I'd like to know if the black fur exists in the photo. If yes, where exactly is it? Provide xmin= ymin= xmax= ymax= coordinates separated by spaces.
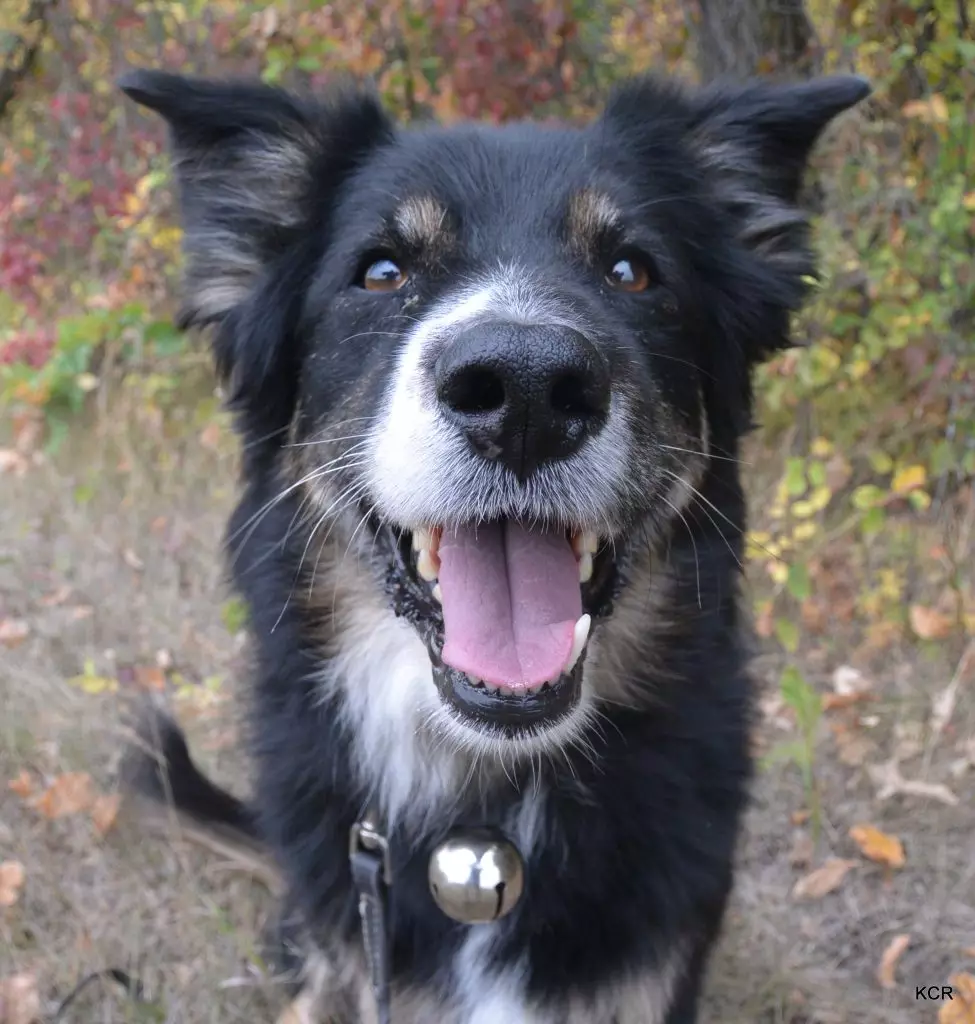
xmin=120 ymin=67 xmax=869 ymax=1022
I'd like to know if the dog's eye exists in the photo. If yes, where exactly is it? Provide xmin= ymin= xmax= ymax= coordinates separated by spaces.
xmin=606 ymin=257 xmax=652 ymax=293
xmin=362 ymin=259 xmax=409 ymax=292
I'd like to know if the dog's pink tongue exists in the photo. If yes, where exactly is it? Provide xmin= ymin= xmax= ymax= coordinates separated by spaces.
xmin=438 ymin=521 xmax=581 ymax=688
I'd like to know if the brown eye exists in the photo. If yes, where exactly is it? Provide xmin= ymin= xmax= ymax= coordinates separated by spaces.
xmin=363 ymin=258 xmax=408 ymax=292
xmin=606 ymin=257 xmax=651 ymax=293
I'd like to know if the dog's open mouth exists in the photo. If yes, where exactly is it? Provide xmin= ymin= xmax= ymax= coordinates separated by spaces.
xmin=381 ymin=518 xmax=618 ymax=734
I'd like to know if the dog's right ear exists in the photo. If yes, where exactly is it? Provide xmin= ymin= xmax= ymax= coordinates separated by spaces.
xmin=119 ymin=70 xmax=392 ymax=408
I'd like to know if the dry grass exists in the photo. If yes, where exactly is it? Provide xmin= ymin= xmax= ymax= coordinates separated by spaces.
xmin=1 ymin=400 xmax=973 ymax=1023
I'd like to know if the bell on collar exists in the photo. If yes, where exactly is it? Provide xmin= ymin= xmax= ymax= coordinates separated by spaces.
xmin=428 ymin=829 xmax=525 ymax=924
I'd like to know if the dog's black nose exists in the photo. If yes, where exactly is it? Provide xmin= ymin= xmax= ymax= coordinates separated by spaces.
xmin=435 ymin=325 xmax=610 ymax=481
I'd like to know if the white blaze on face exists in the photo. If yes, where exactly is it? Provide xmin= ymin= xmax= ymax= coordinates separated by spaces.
xmin=365 ymin=264 xmax=632 ymax=530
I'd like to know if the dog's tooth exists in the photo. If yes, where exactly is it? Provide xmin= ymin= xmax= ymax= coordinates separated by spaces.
xmin=465 ymin=671 xmax=481 ymax=685
xmin=571 ymin=530 xmax=599 ymax=560
xmin=416 ymin=548 xmax=438 ymax=582
xmin=431 ymin=583 xmax=442 ymax=603
xmin=578 ymin=551 xmax=593 ymax=584
xmin=498 ymin=685 xmax=517 ymax=697
xmin=412 ymin=528 xmax=433 ymax=552
xmin=564 ymin=613 xmax=592 ymax=674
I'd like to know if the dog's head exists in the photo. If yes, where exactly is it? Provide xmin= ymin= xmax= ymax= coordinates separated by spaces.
xmin=121 ymin=68 xmax=867 ymax=756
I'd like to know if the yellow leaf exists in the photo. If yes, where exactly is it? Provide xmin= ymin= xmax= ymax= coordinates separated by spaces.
xmin=793 ymin=521 xmax=819 ymax=542
xmin=877 ymin=933 xmax=910 ymax=989
xmin=810 ymin=437 xmax=833 ymax=458
xmin=963 ymin=192 xmax=975 ymax=213
xmin=0 ymin=860 xmax=26 ymax=907
xmin=768 ymin=561 xmax=789 ymax=585
xmin=849 ymin=823 xmax=906 ymax=869
xmin=940 ymin=972 xmax=975 ymax=1024
xmin=67 ymin=670 xmax=118 ymax=695
xmin=792 ymin=858 xmax=857 ymax=900
xmin=892 ymin=464 xmax=926 ymax=495
xmin=909 ymin=604 xmax=954 ymax=640
xmin=902 ymin=94 xmax=949 ymax=123
xmin=848 ymin=358 xmax=872 ymax=381
xmin=809 ymin=485 xmax=832 ymax=512
xmin=791 ymin=499 xmax=816 ymax=519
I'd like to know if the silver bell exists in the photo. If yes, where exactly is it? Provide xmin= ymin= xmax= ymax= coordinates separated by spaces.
xmin=428 ymin=830 xmax=525 ymax=924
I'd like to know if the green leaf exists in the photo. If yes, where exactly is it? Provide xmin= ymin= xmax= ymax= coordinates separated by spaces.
xmin=144 ymin=320 xmax=186 ymax=357
xmin=860 ymin=506 xmax=887 ymax=536
xmin=761 ymin=738 xmax=807 ymax=772
xmin=852 ymin=484 xmax=884 ymax=510
xmin=786 ymin=563 xmax=812 ymax=602
xmin=779 ymin=665 xmax=821 ymax=733
xmin=785 ymin=457 xmax=807 ymax=497
xmin=220 ymin=596 xmax=249 ymax=635
xmin=775 ymin=617 xmax=800 ymax=653
xmin=807 ymin=460 xmax=827 ymax=487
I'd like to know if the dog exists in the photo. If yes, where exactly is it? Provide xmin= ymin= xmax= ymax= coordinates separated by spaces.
xmin=118 ymin=66 xmax=869 ymax=1023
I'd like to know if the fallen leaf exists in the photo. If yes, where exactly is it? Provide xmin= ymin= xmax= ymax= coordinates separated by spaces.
xmin=32 ymin=772 xmax=94 ymax=819
xmin=910 ymin=604 xmax=954 ymax=640
xmin=39 ymin=585 xmax=72 ymax=607
xmin=792 ymin=858 xmax=857 ymax=900
xmin=849 ymin=824 xmax=905 ymax=869
xmin=831 ymin=665 xmax=871 ymax=696
xmin=199 ymin=422 xmax=222 ymax=450
xmin=7 ymin=771 xmax=33 ymax=799
xmin=67 ymin=660 xmax=118 ymax=695
xmin=791 ymin=809 xmax=811 ymax=825
xmin=0 ymin=620 xmax=29 ymax=649
xmin=134 ymin=665 xmax=166 ymax=692
xmin=0 ymin=861 xmax=26 ymax=907
xmin=963 ymin=947 xmax=975 ymax=959
xmin=90 ymin=793 xmax=121 ymax=836
xmin=940 ymin=972 xmax=975 ymax=1024
xmin=877 ymin=933 xmax=910 ymax=989
xmin=867 ymin=758 xmax=959 ymax=806
xmin=122 ymin=548 xmax=145 ymax=571
xmin=0 ymin=449 xmax=30 ymax=476
xmin=832 ymin=723 xmax=878 ymax=766
xmin=789 ymin=832 xmax=814 ymax=868
xmin=823 ymin=691 xmax=874 ymax=711
xmin=0 ymin=973 xmax=41 ymax=1024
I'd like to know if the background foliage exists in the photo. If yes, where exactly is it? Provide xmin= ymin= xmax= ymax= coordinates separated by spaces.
xmin=0 ymin=0 xmax=973 ymax=809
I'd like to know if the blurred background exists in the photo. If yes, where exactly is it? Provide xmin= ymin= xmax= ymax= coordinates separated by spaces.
xmin=0 ymin=2 xmax=973 ymax=1022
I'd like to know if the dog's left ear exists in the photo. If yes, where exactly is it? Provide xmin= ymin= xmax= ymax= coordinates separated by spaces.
xmin=602 ymin=74 xmax=869 ymax=325
xmin=687 ymin=75 xmax=871 ymax=208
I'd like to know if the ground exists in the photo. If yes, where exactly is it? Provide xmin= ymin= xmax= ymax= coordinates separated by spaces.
xmin=1 ymin=391 xmax=973 ymax=1024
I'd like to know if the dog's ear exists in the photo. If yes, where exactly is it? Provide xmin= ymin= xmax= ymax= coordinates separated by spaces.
xmin=602 ymin=73 xmax=869 ymax=325
xmin=685 ymin=75 xmax=870 ymax=279
xmin=119 ymin=70 xmax=392 ymax=425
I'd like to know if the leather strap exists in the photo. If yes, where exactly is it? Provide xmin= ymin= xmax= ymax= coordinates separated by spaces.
xmin=350 ymin=812 xmax=392 ymax=1024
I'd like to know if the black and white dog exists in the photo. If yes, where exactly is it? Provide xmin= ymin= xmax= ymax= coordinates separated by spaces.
xmin=119 ymin=66 xmax=869 ymax=1023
